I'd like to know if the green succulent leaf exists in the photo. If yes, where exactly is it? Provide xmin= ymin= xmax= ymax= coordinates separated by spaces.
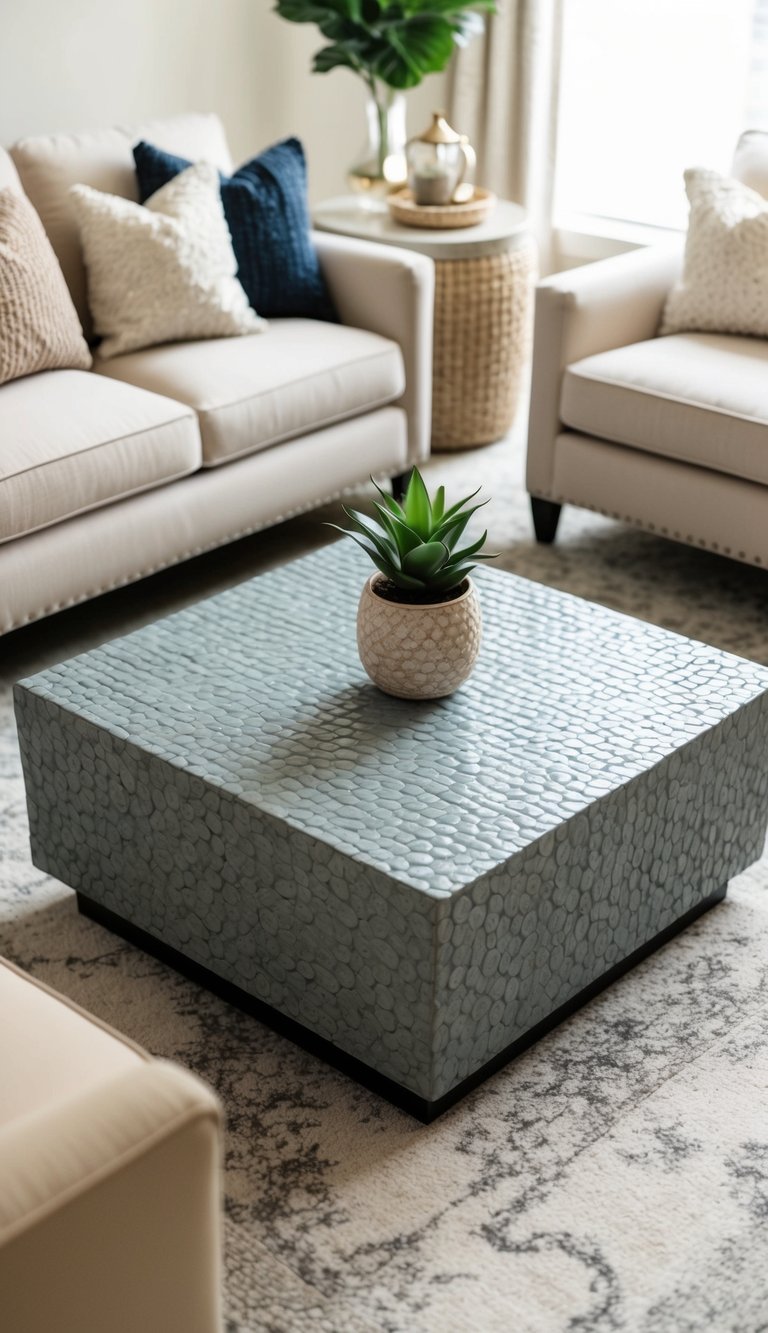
xmin=402 ymin=540 xmax=449 ymax=578
xmin=437 ymin=512 xmax=470 ymax=551
xmin=387 ymin=569 xmax=428 ymax=590
xmin=435 ymin=499 xmax=489 ymax=549
xmin=386 ymin=513 xmax=423 ymax=556
xmin=427 ymin=562 xmax=476 ymax=592
xmin=341 ymin=505 xmax=382 ymax=533
xmin=325 ymin=524 xmax=394 ymax=571
xmin=371 ymin=500 xmax=401 ymax=544
xmin=342 ymin=507 xmax=398 ymax=564
xmin=329 ymin=465 xmax=492 ymax=594
xmin=446 ymin=528 xmax=491 ymax=565
xmin=371 ymin=478 xmax=406 ymax=522
xmin=403 ymin=467 xmax=432 ymax=536
xmin=439 ymin=486 xmax=482 ymax=526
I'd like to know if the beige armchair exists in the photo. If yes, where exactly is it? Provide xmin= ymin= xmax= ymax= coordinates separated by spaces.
xmin=526 ymin=131 xmax=768 ymax=569
xmin=0 ymin=957 xmax=222 ymax=1333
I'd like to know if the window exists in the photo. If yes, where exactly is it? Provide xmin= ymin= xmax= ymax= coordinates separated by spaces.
xmin=555 ymin=0 xmax=768 ymax=234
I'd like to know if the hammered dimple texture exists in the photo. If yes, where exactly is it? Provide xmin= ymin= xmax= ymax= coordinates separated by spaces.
xmin=356 ymin=575 xmax=481 ymax=699
xmin=14 ymin=543 xmax=768 ymax=1103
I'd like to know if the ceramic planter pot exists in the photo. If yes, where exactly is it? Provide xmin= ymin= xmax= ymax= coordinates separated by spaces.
xmin=356 ymin=574 xmax=482 ymax=700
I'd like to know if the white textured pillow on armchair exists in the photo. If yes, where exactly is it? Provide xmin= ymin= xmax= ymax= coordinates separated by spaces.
xmin=71 ymin=162 xmax=265 ymax=358
xmin=661 ymin=168 xmax=768 ymax=338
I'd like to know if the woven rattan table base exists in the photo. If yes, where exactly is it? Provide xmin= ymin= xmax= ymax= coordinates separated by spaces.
xmin=432 ymin=240 xmax=536 ymax=451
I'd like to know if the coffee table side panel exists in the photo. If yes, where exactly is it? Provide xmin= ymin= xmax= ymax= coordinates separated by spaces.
xmin=13 ymin=687 xmax=440 ymax=1099
xmin=431 ymin=692 xmax=768 ymax=1102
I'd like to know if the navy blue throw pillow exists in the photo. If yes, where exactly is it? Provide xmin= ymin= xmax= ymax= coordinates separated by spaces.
xmin=133 ymin=137 xmax=336 ymax=322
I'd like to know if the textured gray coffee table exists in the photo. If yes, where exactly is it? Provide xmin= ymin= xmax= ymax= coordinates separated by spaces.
xmin=14 ymin=544 xmax=768 ymax=1119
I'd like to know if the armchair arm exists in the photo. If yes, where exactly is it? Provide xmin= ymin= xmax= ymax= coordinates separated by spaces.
xmin=526 ymin=242 xmax=684 ymax=496
xmin=313 ymin=230 xmax=434 ymax=464
xmin=0 ymin=1061 xmax=223 ymax=1333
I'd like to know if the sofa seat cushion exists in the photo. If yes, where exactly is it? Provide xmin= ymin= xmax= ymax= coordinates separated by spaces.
xmin=0 ymin=958 xmax=145 ymax=1126
xmin=0 ymin=370 xmax=201 ymax=544
xmin=95 ymin=319 xmax=405 ymax=467
xmin=561 ymin=333 xmax=768 ymax=486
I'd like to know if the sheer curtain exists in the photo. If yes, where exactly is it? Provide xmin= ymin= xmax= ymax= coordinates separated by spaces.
xmin=449 ymin=0 xmax=563 ymax=272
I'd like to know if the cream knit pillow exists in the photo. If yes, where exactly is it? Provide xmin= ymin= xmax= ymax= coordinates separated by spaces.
xmin=0 ymin=187 xmax=91 ymax=386
xmin=661 ymin=168 xmax=768 ymax=337
xmin=71 ymin=163 xmax=265 ymax=359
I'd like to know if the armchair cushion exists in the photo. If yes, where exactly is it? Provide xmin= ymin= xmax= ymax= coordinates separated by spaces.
xmin=96 ymin=320 xmax=404 ymax=467
xmin=561 ymin=332 xmax=768 ymax=486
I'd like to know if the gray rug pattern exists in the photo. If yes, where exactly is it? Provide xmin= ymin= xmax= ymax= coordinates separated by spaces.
xmin=2 ymin=434 xmax=768 ymax=1331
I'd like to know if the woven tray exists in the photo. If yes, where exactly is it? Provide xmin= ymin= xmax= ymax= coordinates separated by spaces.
xmin=387 ymin=187 xmax=497 ymax=230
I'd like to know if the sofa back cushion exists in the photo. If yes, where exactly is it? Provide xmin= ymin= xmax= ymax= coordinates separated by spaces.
xmin=732 ymin=130 xmax=768 ymax=199
xmin=9 ymin=113 xmax=233 ymax=339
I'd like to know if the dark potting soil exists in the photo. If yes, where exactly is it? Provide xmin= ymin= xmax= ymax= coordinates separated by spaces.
xmin=372 ymin=578 xmax=469 ymax=606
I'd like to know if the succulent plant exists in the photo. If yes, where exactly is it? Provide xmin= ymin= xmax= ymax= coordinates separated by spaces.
xmin=330 ymin=467 xmax=496 ymax=596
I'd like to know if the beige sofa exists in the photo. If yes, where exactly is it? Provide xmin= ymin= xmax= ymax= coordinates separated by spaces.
xmin=0 ymin=956 xmax=222 ymax=1333
xmin=0 ymin=113 xmax=434 ymax=635
xmin=526 ymin=130 xmax=768 ymax=569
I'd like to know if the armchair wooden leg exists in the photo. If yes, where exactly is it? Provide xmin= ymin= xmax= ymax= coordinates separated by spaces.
xmin=531 ymin=497 xmax=562 ymax=544
xmin=391 ymin=470 xmax=412 ymax=501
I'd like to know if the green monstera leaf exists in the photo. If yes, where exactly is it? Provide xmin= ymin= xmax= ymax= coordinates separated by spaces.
xmin=273 ymin=0 xmax=495 ymax=89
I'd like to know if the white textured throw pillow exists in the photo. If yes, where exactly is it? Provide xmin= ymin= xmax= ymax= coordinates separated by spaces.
xmin=661 ymin=168 xmax=768 ymax=337
xmin=71 ymin=163 xmax=265 ymax=358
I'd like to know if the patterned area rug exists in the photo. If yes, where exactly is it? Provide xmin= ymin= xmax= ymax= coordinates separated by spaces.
xmin=2 ymin=431 xmax=768 ymax=1332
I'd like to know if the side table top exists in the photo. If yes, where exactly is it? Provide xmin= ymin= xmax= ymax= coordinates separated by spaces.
xmin=313 ymin=195 xmax=528 ymax=260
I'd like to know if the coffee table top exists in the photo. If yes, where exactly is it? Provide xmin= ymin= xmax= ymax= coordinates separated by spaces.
xmin=19 ymin=544 xmax=768 ymax=898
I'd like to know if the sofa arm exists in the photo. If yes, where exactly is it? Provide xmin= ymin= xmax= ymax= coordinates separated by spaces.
xmin=313 ymin=230 xmax=434 ymax=465
xmin=0 ymin=1061 xmax=223 ymax=1333
xmin=526 ymin=242 xmax=684 ymax=497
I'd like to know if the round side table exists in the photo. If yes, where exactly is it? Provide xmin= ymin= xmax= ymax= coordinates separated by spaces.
xmin=313 ymin=197 xmax=535 ymax=452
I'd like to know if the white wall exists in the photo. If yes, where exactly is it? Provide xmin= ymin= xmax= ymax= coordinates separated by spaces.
xmin=0 ymin=0 xmax=447 ymax=201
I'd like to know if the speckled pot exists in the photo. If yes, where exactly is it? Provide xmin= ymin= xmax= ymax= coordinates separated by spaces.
xmin=356 ymin=574 xmax=482 ymax=699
